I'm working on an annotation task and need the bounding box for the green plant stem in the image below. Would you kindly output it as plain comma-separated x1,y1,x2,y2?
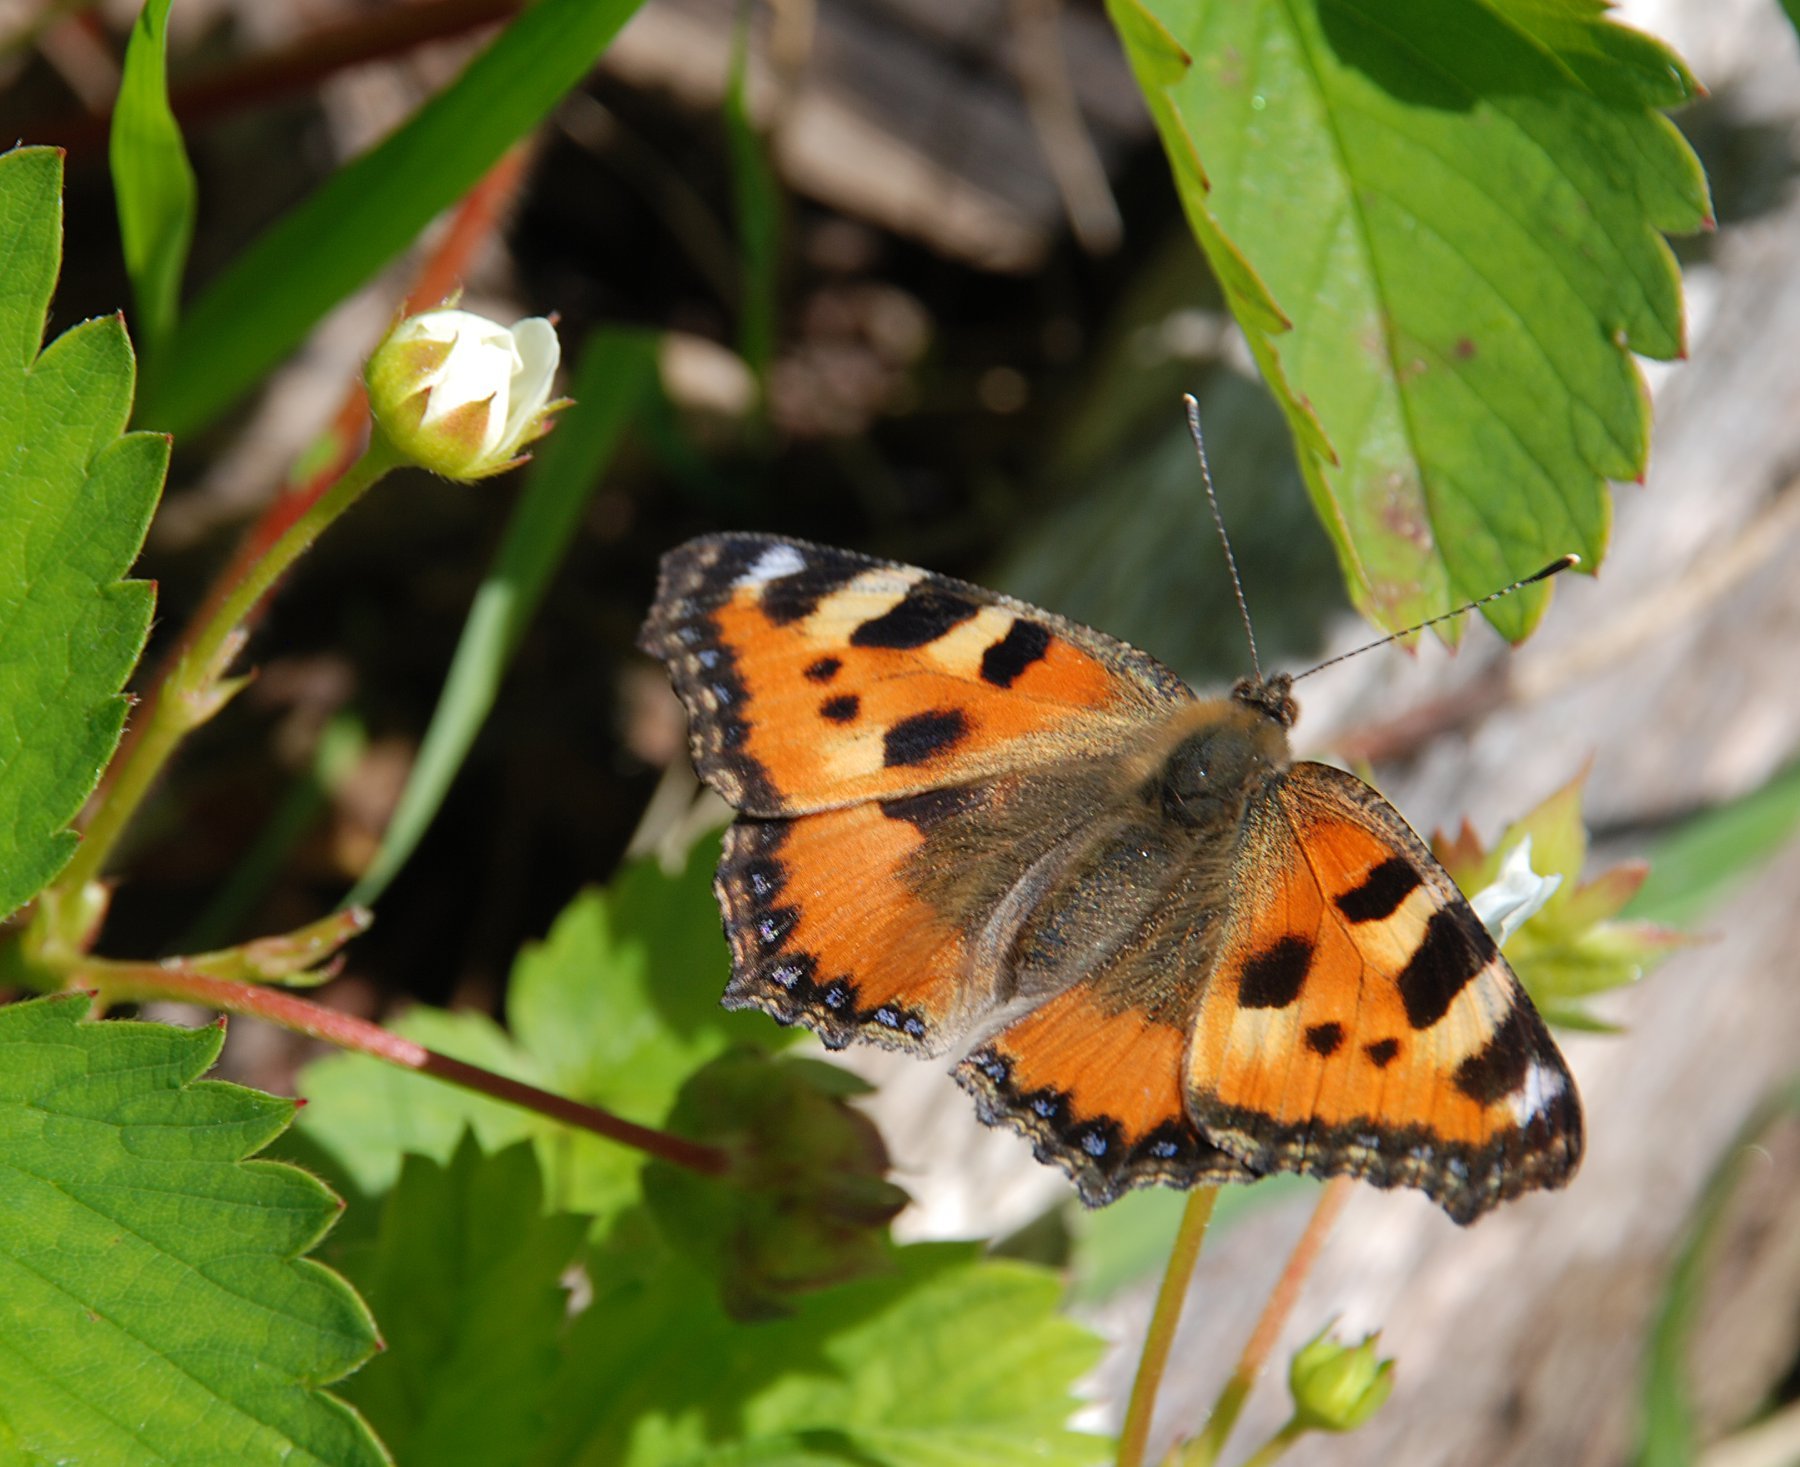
1116,1186,1219,1467
56,433,404,910
1180,1176,1354,1466
1235,1419,1305,1467
72,956,733,1176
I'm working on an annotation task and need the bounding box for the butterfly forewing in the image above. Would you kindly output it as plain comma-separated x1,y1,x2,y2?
638,534,1191,815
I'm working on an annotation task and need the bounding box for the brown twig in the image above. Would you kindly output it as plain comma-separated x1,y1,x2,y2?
75,959,731,1176
52,0,528,157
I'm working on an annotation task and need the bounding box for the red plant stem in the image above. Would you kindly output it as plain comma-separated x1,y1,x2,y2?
77,961,730,1177
1182,1177,1355,1465
52,0,528,156
93,147,530,834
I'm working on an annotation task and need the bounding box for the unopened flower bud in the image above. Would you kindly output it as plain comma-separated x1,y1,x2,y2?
1472,834,1562,947
365,308,563,480
1288,1326,1394,1433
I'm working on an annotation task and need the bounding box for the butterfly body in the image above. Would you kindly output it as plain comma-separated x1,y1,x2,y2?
640,533,1582,1223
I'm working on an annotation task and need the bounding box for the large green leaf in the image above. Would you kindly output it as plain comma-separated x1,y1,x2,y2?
110,0,196,353
349,328,661,908
136,0,647,437
534,1243,1108,1467
0,994,382,1464
300,843,774,1223
0,146,164,919
336,1137,587,1467
1110,0,1709,640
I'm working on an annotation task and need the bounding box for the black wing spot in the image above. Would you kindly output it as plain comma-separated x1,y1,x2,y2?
883,709,969,767
879,786,983,832
1305,1021,1344,1057
1366,1037,1401,1068
1336,857,1423,923
760,561,861,625
849,583,981,649
1238,935,1314,1009
1453,1007,1533,1105
979,618,1052,687
1398,911,1496,1030
819,694,860,723
804,657,841,683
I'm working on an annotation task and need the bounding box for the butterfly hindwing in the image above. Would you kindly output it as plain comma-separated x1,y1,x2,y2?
1187,762,1582,1223
639,534,1191,815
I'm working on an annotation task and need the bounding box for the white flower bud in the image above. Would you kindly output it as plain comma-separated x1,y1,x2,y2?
1471,835,1562,947
365,308,563,480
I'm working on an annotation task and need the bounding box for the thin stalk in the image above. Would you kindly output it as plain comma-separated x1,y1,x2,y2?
1116,1186,1219,1467
59,434,403,904
74,957,730,1176
1235,1419,1305,1467
1180,1177,1354,1466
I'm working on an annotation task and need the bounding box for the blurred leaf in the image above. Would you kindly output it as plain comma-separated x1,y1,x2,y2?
0,994,381,1465
534,1243,1108,1467
1434,770,1691,1023
646,1051,907,1319
1637,1077,1800,1467
137,0,648,437
301,843,776,1224
1625,759,1800,929
725,18,780,388
349,328,660,907
337,1137,587,1467
0,145,163,919
109,0,195,353
1109,0,1708,640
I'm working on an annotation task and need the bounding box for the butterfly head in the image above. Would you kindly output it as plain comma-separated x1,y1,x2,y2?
1230,671,1298,730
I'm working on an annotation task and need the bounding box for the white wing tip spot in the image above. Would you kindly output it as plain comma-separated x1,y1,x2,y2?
737,544,806,586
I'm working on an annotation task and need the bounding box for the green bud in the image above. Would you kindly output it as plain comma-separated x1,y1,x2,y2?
364,308,565,480
1288,1325,1395,1433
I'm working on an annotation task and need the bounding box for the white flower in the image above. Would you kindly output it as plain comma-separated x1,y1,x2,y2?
1470,835,1561,947
365,308,563,480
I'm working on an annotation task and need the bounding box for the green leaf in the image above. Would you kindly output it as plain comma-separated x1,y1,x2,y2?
0,145,164,920
137,0,649,437
1626,760,1800,929
301,843,776,1224
336,1137,587,1467
109,0,196,353
1637,1077,1800,1467
646,1051,907,1319
0,994,382,1465
349,328,660,908
1109,0,1709,639
725,21,780,387
535,1243,1108,1467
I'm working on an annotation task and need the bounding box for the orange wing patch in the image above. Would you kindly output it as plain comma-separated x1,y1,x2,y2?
1187,763,1582,1223
959,984,1251,1204
717,793,994,1055
639,535,1188,815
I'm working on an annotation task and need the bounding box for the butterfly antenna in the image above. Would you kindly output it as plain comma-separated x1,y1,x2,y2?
1290,554,1582,683
1184,394,1262,682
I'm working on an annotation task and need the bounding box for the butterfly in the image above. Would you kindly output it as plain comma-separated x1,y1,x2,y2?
638,533,1583,1223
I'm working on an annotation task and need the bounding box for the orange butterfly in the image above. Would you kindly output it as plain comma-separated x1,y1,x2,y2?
639,534,1582,1223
